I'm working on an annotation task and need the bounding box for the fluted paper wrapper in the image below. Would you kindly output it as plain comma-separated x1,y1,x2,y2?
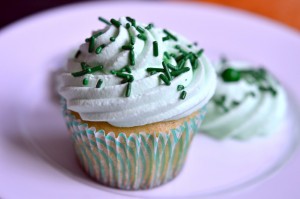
63,104,207,190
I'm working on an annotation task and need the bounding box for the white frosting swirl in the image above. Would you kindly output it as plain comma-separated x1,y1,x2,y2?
200,61,287,140
58,17,216,127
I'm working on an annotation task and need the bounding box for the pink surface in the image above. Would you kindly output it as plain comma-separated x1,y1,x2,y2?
1,1,300,198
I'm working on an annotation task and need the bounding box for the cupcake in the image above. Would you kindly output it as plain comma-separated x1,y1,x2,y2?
58,16,216,189
200,58,287,140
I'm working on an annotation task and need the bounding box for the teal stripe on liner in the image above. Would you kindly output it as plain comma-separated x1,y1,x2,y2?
140,135,153,187
96,137,117,185
116,140,127,187
81,142,104,182
87,129,95,135
183,121,190,156
165,134,172,182
94,139,112,183
175,130,184,175
107,135,116,142
190,118,198,133
139,149,146,188
159,135,168,181
119,133,129,188
137,136,146,188
81,141,106,183
171,129,179,144
153,134,163,186
106,135,126,187
89,140,97,147
80,147,95,178
128,137,137,188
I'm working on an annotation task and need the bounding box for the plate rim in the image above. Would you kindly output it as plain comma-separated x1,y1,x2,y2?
1,1,300,198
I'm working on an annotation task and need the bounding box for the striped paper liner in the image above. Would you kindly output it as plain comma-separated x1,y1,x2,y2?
62,103,207,190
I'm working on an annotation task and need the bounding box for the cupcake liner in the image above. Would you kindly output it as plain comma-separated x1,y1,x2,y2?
62,101,207,190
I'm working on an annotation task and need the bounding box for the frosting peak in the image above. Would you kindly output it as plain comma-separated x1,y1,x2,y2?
58,16,216,127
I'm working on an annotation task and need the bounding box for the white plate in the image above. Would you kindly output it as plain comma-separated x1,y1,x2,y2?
1,1,300,199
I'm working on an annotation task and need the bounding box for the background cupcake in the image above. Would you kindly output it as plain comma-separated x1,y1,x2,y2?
200,58,287,140
58,16,216,189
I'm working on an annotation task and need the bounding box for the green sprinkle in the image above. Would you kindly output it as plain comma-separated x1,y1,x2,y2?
83,78,89,86
153,41,159,57
177,85,184,91
81,62,88,70
115,72,134,81
177,59,186,69
71,65,103,77
176,46,188,55
221,68,241,82
232,101,240,106
120,65,132,73
131,19,136,27
166,63,177,71
162,36,170,41
115,72,128,79
72,70,86,77
185,52,195,60
126,17,136,27
126,16,133,21
122,45,134,50
164,52,171,59
90,65,103,73
193,42,198,46
137,34,147,41
136,26,145,34
85,38,90,42
180,91,187,100
95,44,106,54
86,68,92,73
259,86,277,96
159,74,171,86
96,79,103,88
125,82,132,97
130,35,135,45
187,44,192,48
125,65,132,73
174,45,181,50
163,29,178,41
146,68,165,73
98,17,111,25
88,36,95,53
214,96,228,112
110,18,121,28
196,49,204,57
170,53,177,58
129,50,135,66
110,37,116,42
127,75,134,82
93,31,103,38
175,54,185,62
125,23,131,29
247,91,256,97
162,61,172,80
150,71,157,76
110,70,117,75
112,70,134,82
170,67,190,77
192,59,199,70
75,50,81,58
145,23,154,30
119,68,126,73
